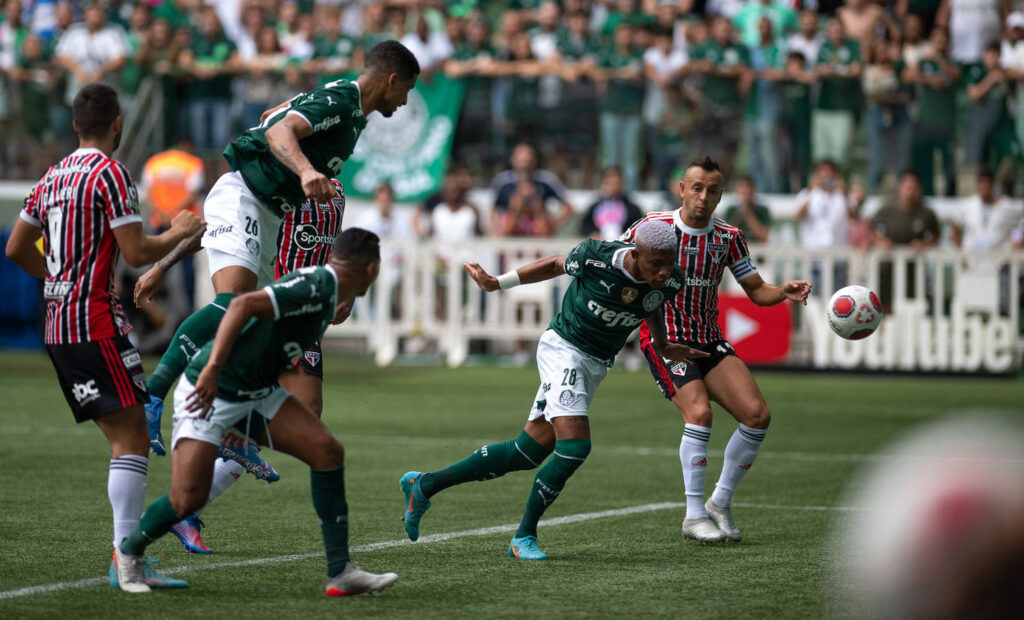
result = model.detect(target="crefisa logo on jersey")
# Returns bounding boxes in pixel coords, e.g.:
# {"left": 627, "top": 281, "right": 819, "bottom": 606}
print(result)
{"left": 294, "top": 223, "right": 335, "bottom": 251}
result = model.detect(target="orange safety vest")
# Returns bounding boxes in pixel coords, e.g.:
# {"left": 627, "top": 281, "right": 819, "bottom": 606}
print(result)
{"left": 143, "top": 149, "right": 204, "bottom": 229}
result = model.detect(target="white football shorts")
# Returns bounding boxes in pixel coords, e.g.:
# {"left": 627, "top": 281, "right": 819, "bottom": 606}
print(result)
{"left": 201, "top": 171, "right": 283, "bottom": 287}
{"left": 171, "top": 376, "right": 290, "bottom": 450}
{"left": 528, "top": 330, "right": 608, "bottom": 422}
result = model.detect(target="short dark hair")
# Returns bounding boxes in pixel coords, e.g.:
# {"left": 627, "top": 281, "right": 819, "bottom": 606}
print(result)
{"left": 898, "top": 169, "right": 921, "bottom": 183}
{"left": 72, "top": 84, "right": 120, "bottom": 139}
{"left": 786, "top": 51, "right": 806, "bottom": 64}
{"left": 816, "top": 159, "right": 839, "bottom": 172}
{"left": 687, "top": 156, "right": 721, "bottom": 173}
{"left": 984, "top": 41, "right": 1001, "bottom": 54}
{"left": 364, "top": 40, "right": 420, "bottom": 80}
{"left": 977, "top": 166, "right": 995, "bottom": 181}
{"left": 736, "top": 175, "right": 754, "bottom": 186}
{"left": 602, "top": 166, "right": 622, "bottom": 178}
{"left": 333, "top": 228, "right": 381, "bottom": 263}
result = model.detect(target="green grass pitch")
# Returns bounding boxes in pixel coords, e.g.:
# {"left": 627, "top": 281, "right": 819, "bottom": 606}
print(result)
{"left": 0, "top": 350, "right": 1021, "bottom": 618}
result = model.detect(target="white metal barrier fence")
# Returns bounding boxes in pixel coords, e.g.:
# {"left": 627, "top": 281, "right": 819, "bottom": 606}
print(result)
{"left": 327, "top": 239, "right": 1024, "bottom": 373}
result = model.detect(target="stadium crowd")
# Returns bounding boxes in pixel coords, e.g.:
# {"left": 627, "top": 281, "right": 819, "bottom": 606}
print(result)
{"left": 1, "top": 0, "right": 1024, "bottom": 197}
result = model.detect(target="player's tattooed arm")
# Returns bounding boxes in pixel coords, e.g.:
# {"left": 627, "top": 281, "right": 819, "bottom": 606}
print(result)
{"left": 265, "top": 113, "right": 335, "bottom": 203}
{"left": 646, "top": 306, "right": 709, "bottom": 363}
{"left": 133, "top": 229, "right": 205, "bottom": 306}
{"left": 464, "top": 254, "right": 567, "bottom": 292}
{"left": 186, "top": 290, "right": 277, "bottom": 417}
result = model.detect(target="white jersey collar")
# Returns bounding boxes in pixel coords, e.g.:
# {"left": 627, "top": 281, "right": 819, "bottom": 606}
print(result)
{"left": 70, "top": 147, "right": 105, "bottom": 158}
{"left": 673, "top": 209, "right": 714, "bottom": 235}
{"left": 612, "top": 246, "right": 645, "bottom": 284}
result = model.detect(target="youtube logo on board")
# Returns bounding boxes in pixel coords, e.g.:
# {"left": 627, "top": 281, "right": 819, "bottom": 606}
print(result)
{"left": 716, "top": 294, "right": 792, "bottom": 364}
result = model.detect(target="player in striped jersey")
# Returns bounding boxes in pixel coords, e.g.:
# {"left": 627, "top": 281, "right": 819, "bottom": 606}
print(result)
{"left": 4, "top": 84, "right": 205, "bottom": 590}
{"left": 621, "top": 157, "right": 811, "bottom": 544}
{"left": 151, "top": 181, "right": 346, "bottom": 553}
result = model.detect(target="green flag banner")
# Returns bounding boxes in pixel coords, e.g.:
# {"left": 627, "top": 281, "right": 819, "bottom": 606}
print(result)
{"left": 339, "top": 75, "right": 466, "bottom": 201}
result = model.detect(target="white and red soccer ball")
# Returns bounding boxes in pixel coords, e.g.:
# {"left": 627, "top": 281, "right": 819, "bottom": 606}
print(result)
{"left": 827, "top": 285, "right": 882, "bottom": 340}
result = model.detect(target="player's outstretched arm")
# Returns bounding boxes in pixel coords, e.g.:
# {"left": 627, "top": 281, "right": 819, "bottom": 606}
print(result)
{"left": 5, "top": 218, "right": 46, "bottom": 279}
{"left": 739, "top": 274, "right": 812, "bottom": 306}
{"left": 113, "top": 210, "right": 205, "bottom": 268}
{"left": 645, "top": 306, "right": 710, "bottom": 363}
{"left": 464, "top": 254, "right": 567, "bottom": 292}
{"left": 134, "top": 229, "right": 204, "bottom": 306}
{"left": 186, "top": 290, "right": 277, "bottom": 417}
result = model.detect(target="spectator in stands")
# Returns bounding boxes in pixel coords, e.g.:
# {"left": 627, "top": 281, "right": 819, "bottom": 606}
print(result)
{"left": 1003, "top": 12, "right": 1024, "bottom": 187}
{"left": 952, "top": 167, "right": 1024, "bottom": 251}
{"left": 813, "top": 18, "right": 861, "bottom": 168}
{"left": 643, "top": 25, "right": 686, "bottom": 192}
{"left": 837, "top": 0, "right": 896, "bottom": 61}
{"left": 787, "top": 9, "right": 824, "bottom": 70}
{"left": 240, "top": 26, "right": 286, "bottom": 130}
{"left": 746, "top": 17, "right": 784, "bottom": 193}
{"left": 795, "top": 159, "right": 853, "bottom": 292}
{"left": 905, "top": 27, "right": 960, "bottom": 196}
{"left": 579, "top": 167, "right": 644, "bottom": 240}
{"left": 871, "top": 170, "right": 941, "bottom": 251}
{"left": 233, "top": 5, "right": 265, "bottom": 62}
{"left": 498, "top": 179, "right": 557, "bottom": 237}
{"left": 689, "top": 16, "right": 751, "bottom": 181}
{"left": 310, "top": 5, "right": 361, "bottom": 81}
{"left": 54, "top": 3, "right": 127, "bottom": 107}
{"left": 491, "top": 142, "right": 573, "bottom": 233}
{"left": 722, "top": 176, "right": 772, "bottom": 242}
{"left": 900, "top": 14, "right": 933, "bottom": 67}
{"left": 939, "top": 0, "right": 1004, "bottom": 66}
{"left": 870, "top": 170, "right": 940, "bottom": 307}
{"left": 555, "top": 9, "right": 599, "bottom": 187}
{"left": 779, "top": 51, "right": 814, "bottom": 191}
{"left": 414, "top": 163, "right": 474, "bottom": 238}
{"left": 120, "top": 3, "right": 151, "bottom": 97}
{"left": 733, "top": 0, "right": 798, "bottom": 48}
{"left": 494, "top": 31, "right": 545, "bottom": 157}
{"left": 181, "top": 7, "right": 240, "bottom": 157}
{"left": 527, "top": 2, "right": 566, "bottom": 174}
{"left": 863, "top": 36, "right": 912, "bottom": 193}
{"left": 361, "top": 1, "right": 393, "bottom": 50}
{"left": 593, "top": 22, "right": 645, "bottom": 192}
{"left": 964, "top": 42, "right": 1017, "bottom": 192}
{"left": 399, "top": 9, "right": 452, "bottom": 77}
{"left": 0, "top": 0, "right": 23, "bottom": 156}
{"left": 8, "top": 32, "right": 57, "bottom": 178}
{"left": 446, "top": 17, "right": 496, "bottom": 177}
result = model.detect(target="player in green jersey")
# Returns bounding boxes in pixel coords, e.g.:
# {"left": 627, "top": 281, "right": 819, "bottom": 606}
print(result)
{"left": 140, "top": 40, "right": 419, "bottom": 487}
{"left": 114, "top": 229, "right": 398, "bottom": 597}
{"left": 399, "top": 220, "right": 709, "bottom": 560}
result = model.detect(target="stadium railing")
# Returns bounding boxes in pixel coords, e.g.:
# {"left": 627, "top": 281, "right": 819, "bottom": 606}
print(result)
{"left": 325, "top": 239, "right": 1024, "bottom": 375}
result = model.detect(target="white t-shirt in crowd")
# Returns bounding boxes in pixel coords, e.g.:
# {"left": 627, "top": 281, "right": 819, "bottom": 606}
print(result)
{"left": 949, "top": 0, "right": 1002, "bottom": 64}
{"left": 1001, "top": 38, "right": 1024, "bottom": 75}
{"left": 432, "top": 203, "right": 478, "bottom": 263}
{"left": 796, "top": 187, "right": 849, "bottom": 248}
{"left": 787, "top": 32, "right": 824, "bottom": 68}
{"left": 956, "top": 197, "right": 1024, "bottom": 251}
{"left": 55, "top": 23, "right": 128, "bottom": 104}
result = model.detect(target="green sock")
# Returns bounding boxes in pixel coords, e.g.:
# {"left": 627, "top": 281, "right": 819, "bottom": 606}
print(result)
{"left": 311, "top": 466, "right": 350, "bottom": 578}
{"left": 147, "top": 293, "right": 236, "bottom": 399}
{"left": 515, "top": 438, "right": 591, "bottom": 539}
{"left": 119, "top": 494, "right": 181, "bottom": 556}
{"left": 420, "top": 430, "right": 550, "bottom": 498}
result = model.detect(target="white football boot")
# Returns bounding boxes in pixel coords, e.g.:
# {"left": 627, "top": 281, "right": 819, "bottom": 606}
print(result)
{"left": 681, "top": 517, "right": 726, "bottom": 543}
{"left": 705, "top": 499, "right": 742, "bottom": 542}
{"left": 114, "top": 549, "right": 151, "bottom": 593}
{"left": 325, "top": 562, "right": 398, "bottom": 597}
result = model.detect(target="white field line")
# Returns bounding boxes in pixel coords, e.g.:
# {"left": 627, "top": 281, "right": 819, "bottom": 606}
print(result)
{"left": 0, "top": 500, "right": 859, "bottom": 601}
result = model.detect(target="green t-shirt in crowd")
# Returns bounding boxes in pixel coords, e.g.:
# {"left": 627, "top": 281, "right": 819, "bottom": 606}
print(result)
{"left": 816, "top": 39, "right": 861, "bottom": 112}
{"left": 915, "top": 58, "right": 958, "bottom": 129}
{"left": 691, "top": 41, "right": 750, "bottom": 114}
{"left": 595, "top": 46, "right": 645, "bottom": 115}
{"left": 722, "top": 204, "right": 772, "bottom": 240}
{"left": 190, "top": 34, "right": 237, "bottom": 100}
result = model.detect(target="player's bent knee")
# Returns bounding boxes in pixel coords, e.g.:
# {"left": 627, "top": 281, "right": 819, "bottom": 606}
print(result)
{"left": 744, "top": 405, "right": 771, "bottom": 430}
{"left": 684, "top": 404, "right": 714, "bottom": 427}
{"left": 307, "top": 436, "right": 345, "bottom": 470}
{"left": 170, "top": 485, "right": 210, "bottom": 517}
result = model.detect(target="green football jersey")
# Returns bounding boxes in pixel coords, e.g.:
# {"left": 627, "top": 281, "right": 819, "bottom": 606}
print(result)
{"left": 550, "top": 240, "right": 685, "bottom": 366}
{"left": 224, "top": 78, "right": 368, "bottom": 217}
{"left": 185, "top": 266, "right": 338, "bottom": 401}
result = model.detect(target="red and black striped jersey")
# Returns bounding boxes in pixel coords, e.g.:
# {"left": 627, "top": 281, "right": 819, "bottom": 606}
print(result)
{"left": 275, "top": 179, "right": 345, "bottom": 277}
{"left": 621, "top": 209, "right": 758, "bottom": 345}
{"left": 21, "top": 148, "right": 142, "bottom": 344}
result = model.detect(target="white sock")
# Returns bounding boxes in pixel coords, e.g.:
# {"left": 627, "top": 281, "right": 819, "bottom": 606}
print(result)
{"left": 711, "top": 424, "right": 767, "bottom": 508}
{"left": 195, "top": 459, "right": 245, "bottom": 518}
{"left": 680, "top": 424, "right": 711, "bottom": 520}
{"left": 108, "top": 455, "right": 148, "bottom": 548}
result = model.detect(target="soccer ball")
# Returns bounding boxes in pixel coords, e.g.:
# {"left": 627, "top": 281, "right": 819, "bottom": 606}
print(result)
{"left": 826, "top": 285, "right": 882, "bottom": 340}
